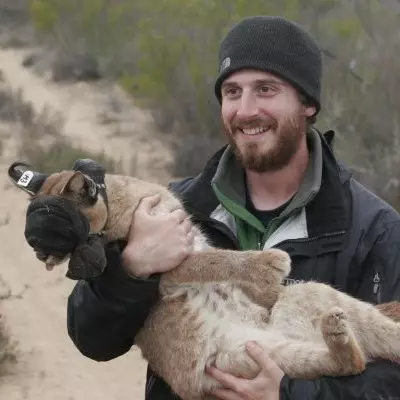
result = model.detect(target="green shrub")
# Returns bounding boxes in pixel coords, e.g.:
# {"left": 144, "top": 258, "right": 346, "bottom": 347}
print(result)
{"left": 29, "top": 0, "right": 63, "bottom": 32}
{"left": 19, "top": 139, "right": 121, "bottom": 174}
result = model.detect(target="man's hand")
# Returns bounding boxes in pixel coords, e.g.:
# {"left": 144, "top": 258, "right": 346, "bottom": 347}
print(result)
{"left": 121, "top": 194, "right": 195, "bottom": 277}
{"left": 207, "top": 342, "right": 284, "bottom": 400}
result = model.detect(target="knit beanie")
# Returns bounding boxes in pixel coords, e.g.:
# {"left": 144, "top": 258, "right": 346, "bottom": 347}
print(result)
{"left": 214, "top": 16, "right": 322, "bottom": 113}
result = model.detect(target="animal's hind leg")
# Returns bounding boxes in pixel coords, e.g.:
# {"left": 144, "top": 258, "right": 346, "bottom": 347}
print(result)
{"left": 212, "top": 310, "right": 366, "bottom": 382}
{"left": 215, "top": 334, "right": 366, "bottom": 380}
{"left": 355, "top": 305, "right": 400, "bottom": 361}
{"left": 321, "top": 307, "right": 366, "bottom": 375}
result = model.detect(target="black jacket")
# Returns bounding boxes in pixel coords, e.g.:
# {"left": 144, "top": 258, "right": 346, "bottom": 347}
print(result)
{"left": 67, "top": 132, "right": 400, "bottom": 399}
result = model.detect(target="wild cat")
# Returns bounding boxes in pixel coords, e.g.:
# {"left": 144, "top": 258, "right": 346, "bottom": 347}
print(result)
{"left": 8, "top": 161, "right": 400, "bottom": 400}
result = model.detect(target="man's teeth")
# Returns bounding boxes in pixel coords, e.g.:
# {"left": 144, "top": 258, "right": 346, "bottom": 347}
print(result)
{"left": 241, "top": 127, "right": 269, "bottom": 135}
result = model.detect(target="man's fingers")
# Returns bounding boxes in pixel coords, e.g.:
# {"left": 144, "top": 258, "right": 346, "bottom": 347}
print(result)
{"left": 181, "top": 218, "right": 193, "bottom": 234}
{"left": 246, "top": 341, "right": 281, "bottom": 375}
{"left": 137, "top": 194, "right": 161, "bottom": 213}
{"left": 212, "top": 389, "right": 244, "bottom": 400}
{"left": 169, "top": 208, "right": 188, "bottom": 224}
{"left": 206, "top": 366, "right": 244, "bottom": 393}
{"left": 186, "top": 228, "right": 195, "bottom": 244}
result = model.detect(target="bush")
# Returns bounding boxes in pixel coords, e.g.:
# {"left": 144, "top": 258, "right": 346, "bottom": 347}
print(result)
{"left": 52, "top": 52, "right": 102, "bottom": 82}
{"left": 0, "top": 304, "right": 17, "bottom": 379}
{"left": 19, "top": 139, "right": 121, "bottom": 174}
{"left": 0, "top": 87, "right": 35, "bottom": 125}
{"left": 0, "top": 0, "right": 29, "bottom": 26}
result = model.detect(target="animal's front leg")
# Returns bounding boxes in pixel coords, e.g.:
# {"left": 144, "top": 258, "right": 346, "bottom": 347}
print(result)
{"left": 161, "top": 248, "right": 291, "bottom": 307}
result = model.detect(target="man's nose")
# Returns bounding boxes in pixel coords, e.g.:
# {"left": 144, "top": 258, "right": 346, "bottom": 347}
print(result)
{"left": 236, "top": 92, "right": 259, "bottom": 119}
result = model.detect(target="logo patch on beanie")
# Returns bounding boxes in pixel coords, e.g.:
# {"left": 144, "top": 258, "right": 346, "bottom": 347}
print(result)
{"left": 220, "top": 57, "right": 231, "bottom": 72}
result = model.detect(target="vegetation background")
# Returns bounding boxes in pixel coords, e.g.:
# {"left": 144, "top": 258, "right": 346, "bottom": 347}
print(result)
{"left": 25, "top": 0, "right": 400, "bottom": 206}
{"left": 0, "top": 1, "right": 399, "bottom": 398}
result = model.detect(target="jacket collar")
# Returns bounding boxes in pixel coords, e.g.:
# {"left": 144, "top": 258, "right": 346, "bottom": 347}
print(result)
{"left": 305, "top": 130, "right": 352, "bottom": 237}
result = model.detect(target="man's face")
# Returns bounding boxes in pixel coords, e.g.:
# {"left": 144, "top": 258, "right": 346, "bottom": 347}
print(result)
{"left": 221, "top": 70, "right": 316, "bottom": 173}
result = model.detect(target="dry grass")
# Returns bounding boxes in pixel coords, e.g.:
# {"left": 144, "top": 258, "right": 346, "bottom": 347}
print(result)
{"left": 0, "top": 286, "right": 17, "bottom": 379}
{"left": 0, "top": 81, "right": 122, "bottom": 174}
{"left": 19, "top": 139, "right": 122, "bottom": 174}
{"left": 0, "top": 83, "right": 61, "bottom": 138}
{"left": 0, "top": 316, "right": 17, "bottom": 379}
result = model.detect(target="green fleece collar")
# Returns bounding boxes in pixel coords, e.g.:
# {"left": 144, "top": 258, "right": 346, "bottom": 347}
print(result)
{"left": 211, "top": 129, "right": 323, "bottom": 227}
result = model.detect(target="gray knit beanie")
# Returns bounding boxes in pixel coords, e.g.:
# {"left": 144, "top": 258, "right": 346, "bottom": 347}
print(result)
{"left": 214, "top": 16, "right": 322, "bottom": 113}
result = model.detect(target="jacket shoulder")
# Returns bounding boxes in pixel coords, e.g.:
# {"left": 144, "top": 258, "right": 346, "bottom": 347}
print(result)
{"left": 349, "top": 177, "right": 400, "bottom": 228}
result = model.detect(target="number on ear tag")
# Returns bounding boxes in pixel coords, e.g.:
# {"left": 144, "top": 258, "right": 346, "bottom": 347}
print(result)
{"left": 17, "top": 171, "right": 34, "bottom": 187}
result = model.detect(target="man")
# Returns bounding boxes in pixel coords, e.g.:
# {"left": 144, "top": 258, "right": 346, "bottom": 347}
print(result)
{"left": 24, "top": 16, "right": 400, "bottom": 400}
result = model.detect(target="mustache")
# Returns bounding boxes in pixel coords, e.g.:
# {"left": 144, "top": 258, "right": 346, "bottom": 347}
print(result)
{"left": 230, "top": 117, "right": 277, "bottom": 130}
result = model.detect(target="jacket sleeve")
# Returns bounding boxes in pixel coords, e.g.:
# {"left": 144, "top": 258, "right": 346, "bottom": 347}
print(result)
{"left": 280, "top": 360, "right": 400, "bottom": 399}
{"left": 67, "top": 242, "right": 160, "bottom": 361}
{"left": 280, "top": 215, "right": 400, "bottom": 399}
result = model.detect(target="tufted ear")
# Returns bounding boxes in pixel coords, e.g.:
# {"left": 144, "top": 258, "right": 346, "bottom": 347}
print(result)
{"left": 8, "top": 161, "right": 49, "bottom": 196}
{"left": 61, "top": 170, "right": 98, "bottom": 201}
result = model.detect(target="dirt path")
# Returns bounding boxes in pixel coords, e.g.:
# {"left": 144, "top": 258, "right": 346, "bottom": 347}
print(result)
{"left": 0, "top": 47, "right": 174, "bottom": 184}
{"left": 0, "top": 46, "right": 173, "bottom": 399}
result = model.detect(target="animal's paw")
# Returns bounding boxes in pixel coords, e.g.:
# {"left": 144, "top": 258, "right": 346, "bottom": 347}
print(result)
{"left": 322, "top": 307, "right": 366, "bottom": 374}
{"left": 321, "top": 307, "right": 349, "bottom": 345}
{"left": 258, "top": 248, "right": 291, "bottom": 278}
{"left": 66, "top": 235, "right": 106, "bottom": 280}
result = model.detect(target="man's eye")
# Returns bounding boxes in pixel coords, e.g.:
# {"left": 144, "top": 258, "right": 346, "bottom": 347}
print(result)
{"left": 260, "top": 86, "right": 271, "bottom": 93}
{"left": 258, "top": 85, "right": 279, "bottom": 95}
{"left": 223, "top": 87, "right": 240, "bottom": 97}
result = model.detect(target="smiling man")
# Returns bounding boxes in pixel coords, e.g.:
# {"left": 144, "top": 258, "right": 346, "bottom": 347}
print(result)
{"left": 24, "top": 16, "right": 400, "bottom": 400}
{"left": 219, "top": 69, "right": 315, "bottom": 214}
{"left": 220, "top": 71, "right": 314, "bottom": 175}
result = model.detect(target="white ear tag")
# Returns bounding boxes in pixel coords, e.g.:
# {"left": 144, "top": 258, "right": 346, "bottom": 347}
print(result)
{"left": 17, "top": 171, "right": 34, "bottom": 187}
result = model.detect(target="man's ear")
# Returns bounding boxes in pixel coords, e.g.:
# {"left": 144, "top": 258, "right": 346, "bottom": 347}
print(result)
{"left": 61, "top": 171, "right": 97, "bottom": 199}
{"left": 304, "top": 104, "right": 316, "bottom": 118}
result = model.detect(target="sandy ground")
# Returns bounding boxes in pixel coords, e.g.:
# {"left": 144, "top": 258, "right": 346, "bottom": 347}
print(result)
{"left": 0, "top": 46, "right": 174, "bottom": 399}
{"left": 0, "top": 47, "right": 174, "bottom": 184}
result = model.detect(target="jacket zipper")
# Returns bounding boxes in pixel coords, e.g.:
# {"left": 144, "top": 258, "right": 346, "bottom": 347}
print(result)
{"left": 260, "top": 230, "right": 347, "bottom": 253}
{"left": 275, "top": 230, "right": 347, "bottom": 247}
{"left": 373, "top": 272, "right": 381, "bottom": 303}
